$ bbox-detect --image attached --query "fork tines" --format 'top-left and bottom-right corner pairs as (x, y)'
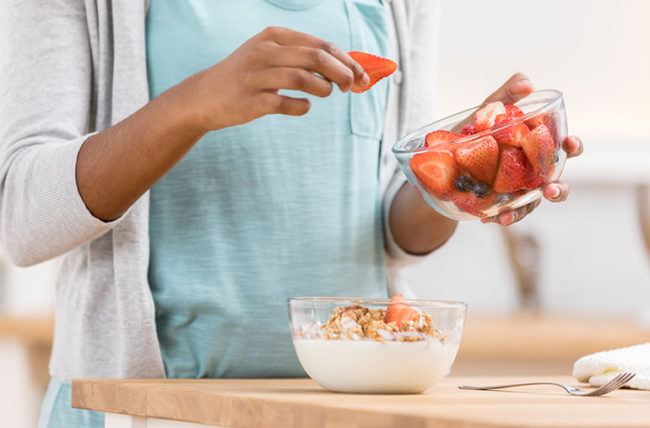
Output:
(589, 372), (636, 396)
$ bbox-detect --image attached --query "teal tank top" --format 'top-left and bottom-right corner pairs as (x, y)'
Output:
(146, 0), (392, 378)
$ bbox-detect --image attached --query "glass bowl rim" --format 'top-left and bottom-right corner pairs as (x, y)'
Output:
(392, 88), (564, 155)
(288, 296), (467, 309)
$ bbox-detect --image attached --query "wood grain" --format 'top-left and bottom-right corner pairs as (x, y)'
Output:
(72, 377), (650, 428)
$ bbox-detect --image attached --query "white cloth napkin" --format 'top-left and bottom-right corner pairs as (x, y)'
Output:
(573, 343), (650, 390)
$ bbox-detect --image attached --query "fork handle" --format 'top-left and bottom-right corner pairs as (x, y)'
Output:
(459, 382), (566, 390)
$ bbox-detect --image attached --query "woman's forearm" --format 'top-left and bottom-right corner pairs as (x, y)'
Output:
(76, 27), (369, 222)
(77, 79), (207, 221)
(389, 183), (458, 255)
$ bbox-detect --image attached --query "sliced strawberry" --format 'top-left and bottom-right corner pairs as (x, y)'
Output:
(385, 294), (417, 324)
(491, 104), (529, 147)
(460, 124), (477, 136)
(348, 51), (398, 93)
(525, 173), (545, 189)
(505, 104), (524, 119)
(474, 102), (506, 132)
(493, 121), (530, 147)
(493, 147), (534, 193)
(520, 124), (555, 174)
(525, 112), (559, 145)
(450, 191), (495, 218)
(425, 130), (462, 148)
(454, 136), (499, 184)
(524, 112), (549, 130)
(409, 149), (458, 194)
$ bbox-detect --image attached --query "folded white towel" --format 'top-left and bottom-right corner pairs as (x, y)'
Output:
(573, 343), (650, 390)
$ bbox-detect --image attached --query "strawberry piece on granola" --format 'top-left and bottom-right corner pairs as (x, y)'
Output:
(385, 294), (417, 325)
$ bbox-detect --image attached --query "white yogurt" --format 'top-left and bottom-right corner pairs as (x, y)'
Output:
(293, 338), (459, 394)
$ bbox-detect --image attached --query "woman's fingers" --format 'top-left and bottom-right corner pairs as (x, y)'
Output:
(563, 135), (584, 158)
(266, 45), (361, 92)
(259, 92), (312, 116)
(260, 26), (368, 90)
(483, 72), (535, 105)
(543, 181), (569, 202)
(481, 198), (542, 225)
(255, 67), (334, 98)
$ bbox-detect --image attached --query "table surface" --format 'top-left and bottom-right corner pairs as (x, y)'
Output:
(72, 376), (650, 428)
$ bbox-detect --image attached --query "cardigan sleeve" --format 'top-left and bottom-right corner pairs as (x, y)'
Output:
(382, 0), (443, 268)
(0, 1), (120, 267)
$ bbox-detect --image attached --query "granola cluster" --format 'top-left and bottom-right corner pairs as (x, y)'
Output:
(310, 305), (444, 343)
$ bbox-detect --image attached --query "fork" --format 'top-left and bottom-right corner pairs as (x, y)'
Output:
(458, 372), (635, 396)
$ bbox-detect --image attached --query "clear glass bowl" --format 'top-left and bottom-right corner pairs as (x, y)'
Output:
(288, 297), (467, 394)
(392, 90), (568, 220)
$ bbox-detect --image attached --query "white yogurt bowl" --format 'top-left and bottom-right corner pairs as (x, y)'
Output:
(288, 297), (467, 394)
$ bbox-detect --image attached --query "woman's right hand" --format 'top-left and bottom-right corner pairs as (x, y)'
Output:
(75, 27), (368, 221)
(181, 26), (369, 133)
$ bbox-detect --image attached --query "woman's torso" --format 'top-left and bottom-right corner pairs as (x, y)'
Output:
(146, 0), (393, 378)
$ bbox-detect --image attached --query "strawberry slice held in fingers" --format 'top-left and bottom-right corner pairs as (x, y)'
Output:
(454, 135), (499, 184)
(425, 130), (463, 148)
(474, 101), (506, 132)
(410, 149), (459, 194)
(520, 124), (555, 175)
(385, 294), (417, 324)
(348, 51), (398, 93)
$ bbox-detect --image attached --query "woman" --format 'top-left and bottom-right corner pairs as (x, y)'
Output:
(0, 1), (582, 426)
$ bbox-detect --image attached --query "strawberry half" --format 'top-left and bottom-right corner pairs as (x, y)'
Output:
(520, 124), (555, 175)
(454, 135), (499, 184)
(425, 130), (462, 148)
(450, 191), (495, 218)
(525, 112), (559, 145)
(492, 104), (529, 147)
(348, 51), (398, 93)
(474, 101), (506, 132)
(493, 120), (530, 147)
(493, 147), (536, 194)
(385, 294), (417, 324)
(410, 149), (458, 194)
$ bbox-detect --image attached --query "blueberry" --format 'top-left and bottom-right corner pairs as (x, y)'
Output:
(473, 181), (491, 198)
(454, 175), (474, 192)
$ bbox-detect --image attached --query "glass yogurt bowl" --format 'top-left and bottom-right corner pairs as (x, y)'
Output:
(392, 90), (568, 220)
(288, 297), (467, 394)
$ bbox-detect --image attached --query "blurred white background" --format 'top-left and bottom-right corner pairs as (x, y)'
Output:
(1, 1), (649, 427)
(405, 0), (650, 320)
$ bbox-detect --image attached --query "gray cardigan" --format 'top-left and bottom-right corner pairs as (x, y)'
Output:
(0, 0), (440, 382)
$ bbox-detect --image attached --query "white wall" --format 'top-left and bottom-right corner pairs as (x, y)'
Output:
(433, 0), (650, 144)
(405, 0), (650, 319)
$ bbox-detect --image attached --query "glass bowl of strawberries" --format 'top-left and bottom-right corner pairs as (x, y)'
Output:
(392, 90), (568, 220)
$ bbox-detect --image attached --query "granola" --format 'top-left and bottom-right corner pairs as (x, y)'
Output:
(299, 304), (445, 343)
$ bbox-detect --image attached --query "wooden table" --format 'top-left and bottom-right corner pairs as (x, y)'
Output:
(72, 377), (650, 428)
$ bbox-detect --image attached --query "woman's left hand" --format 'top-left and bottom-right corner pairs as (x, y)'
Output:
(479, 73), (584, 226)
